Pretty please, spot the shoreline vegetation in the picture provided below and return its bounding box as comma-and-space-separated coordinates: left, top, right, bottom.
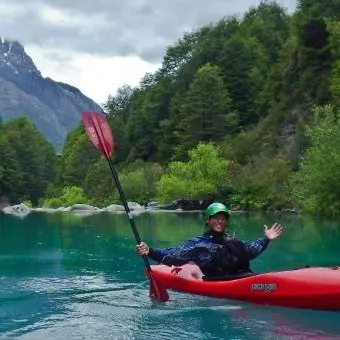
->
2, 2, 340, 218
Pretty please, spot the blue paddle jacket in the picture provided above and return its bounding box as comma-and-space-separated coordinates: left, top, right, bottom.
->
148, 234, 270, 267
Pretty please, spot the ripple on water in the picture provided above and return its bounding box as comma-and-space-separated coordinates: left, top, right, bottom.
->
2, 274, 340, 340
1, 273, 246, 340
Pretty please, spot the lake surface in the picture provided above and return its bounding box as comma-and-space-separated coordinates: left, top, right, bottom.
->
0, 211, 340, 339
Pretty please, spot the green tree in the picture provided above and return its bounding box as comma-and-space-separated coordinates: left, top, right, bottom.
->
83, 158, 114, 206
174, 64, 238, 159
327, 20, 340, 106
0, 134, 22, 201
43, 186, 87, 208
111, 161, 164, 204
160, 31, 201, 78
157, 142, 229, 203
4, 116, 56, 204
227, 152, 293, 210
292, 105, 340, 216
59, 127, 99, 187
219, 34, 269, 125
108, 115, 130, 163
104, 85, 133, 122
126, 76, 173, 162
242, 1, 289, 62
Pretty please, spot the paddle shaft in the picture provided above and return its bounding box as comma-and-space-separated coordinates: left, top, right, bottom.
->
106, 158, 153, 272
86, 113, 152, 272
82, 111, 169, 302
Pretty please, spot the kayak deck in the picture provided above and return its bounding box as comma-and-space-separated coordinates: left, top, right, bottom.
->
150, 264, 340, 310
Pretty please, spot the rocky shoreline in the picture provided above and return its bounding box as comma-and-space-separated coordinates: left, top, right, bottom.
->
1, 200, 297, 217
0, 202, 188, 217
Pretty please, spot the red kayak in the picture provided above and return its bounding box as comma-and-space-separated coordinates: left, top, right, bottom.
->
150, 264, 340, 310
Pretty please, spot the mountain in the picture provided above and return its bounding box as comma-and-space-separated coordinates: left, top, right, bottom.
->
0, 38, 103, 150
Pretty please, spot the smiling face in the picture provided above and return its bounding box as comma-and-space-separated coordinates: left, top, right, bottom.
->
205, 213, 229, 234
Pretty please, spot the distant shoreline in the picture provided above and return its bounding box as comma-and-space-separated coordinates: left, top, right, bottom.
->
0, 202, 186, 217
1, 202, 297, 217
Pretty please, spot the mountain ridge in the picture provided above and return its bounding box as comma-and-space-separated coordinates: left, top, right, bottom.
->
0, 38, 103, 150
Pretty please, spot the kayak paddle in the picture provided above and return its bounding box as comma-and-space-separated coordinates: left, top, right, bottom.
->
81, 111, 169, 302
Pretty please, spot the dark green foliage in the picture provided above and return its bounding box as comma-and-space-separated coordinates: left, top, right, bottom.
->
243, 2, 289, 61
157, 143, 228, 203
104, 85, 134, 122
111, 161, 164, 204
227, 152, 293, 210
82, 159, 114, 206
0, 134, 22, 201
58, 126, 99, 187
0, 116, 56, 205
174, 64, 237, 159
43, 186, 87, 208
291, 105, 340, 216
328, 20, 340, 107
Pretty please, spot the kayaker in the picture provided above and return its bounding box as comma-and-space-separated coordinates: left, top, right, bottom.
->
136, 202, 283, 279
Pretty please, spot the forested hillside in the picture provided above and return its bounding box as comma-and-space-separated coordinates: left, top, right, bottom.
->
2, 0, 340, 216
0, 116, 56, 206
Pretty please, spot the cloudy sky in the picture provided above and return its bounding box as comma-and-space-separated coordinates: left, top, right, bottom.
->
0, 0, 296, 105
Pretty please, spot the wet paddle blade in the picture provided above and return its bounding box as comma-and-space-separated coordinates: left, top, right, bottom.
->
147, 270, 169, 302
81, 111, 114, 159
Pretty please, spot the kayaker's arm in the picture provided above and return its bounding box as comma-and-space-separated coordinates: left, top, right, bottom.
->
149, 238, 202, 263
148, 247, 165, 263
243, 223, 283, 259
137, 238, 202, 264
243, 237, 270, 260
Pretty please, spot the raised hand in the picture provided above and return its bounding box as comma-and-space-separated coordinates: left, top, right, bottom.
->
264, 223, 283, 240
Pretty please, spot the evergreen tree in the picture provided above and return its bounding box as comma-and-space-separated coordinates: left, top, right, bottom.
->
3, 117, 56, 204
174, 64, 237, 158
0, 135, 22, 201
60, 129, 99, 187
292, 105, 340, 216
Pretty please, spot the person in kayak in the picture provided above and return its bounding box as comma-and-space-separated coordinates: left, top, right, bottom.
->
136, 202, 283, 279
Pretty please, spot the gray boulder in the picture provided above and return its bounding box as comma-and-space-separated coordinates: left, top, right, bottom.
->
105, 204, 125, 212
69, 204, 100, 212
128, 202, 145, 210
2, 203, 31, 217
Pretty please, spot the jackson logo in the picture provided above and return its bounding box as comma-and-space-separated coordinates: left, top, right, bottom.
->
251, 283, 277, 292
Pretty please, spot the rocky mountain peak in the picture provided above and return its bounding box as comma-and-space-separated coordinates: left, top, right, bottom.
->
0, 38, 103, 151
0, 38, 40, 77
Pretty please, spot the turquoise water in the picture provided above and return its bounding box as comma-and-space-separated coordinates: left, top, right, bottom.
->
0, 211, 340, 339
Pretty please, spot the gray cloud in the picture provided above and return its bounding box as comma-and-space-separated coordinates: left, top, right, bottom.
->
0, 0, 297, 63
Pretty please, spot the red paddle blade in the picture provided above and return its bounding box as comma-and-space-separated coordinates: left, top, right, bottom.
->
147, 270, 170, 302
81, 111, 114, 159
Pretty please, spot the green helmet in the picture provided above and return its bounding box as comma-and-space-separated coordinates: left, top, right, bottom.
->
205, 202, 229, 218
